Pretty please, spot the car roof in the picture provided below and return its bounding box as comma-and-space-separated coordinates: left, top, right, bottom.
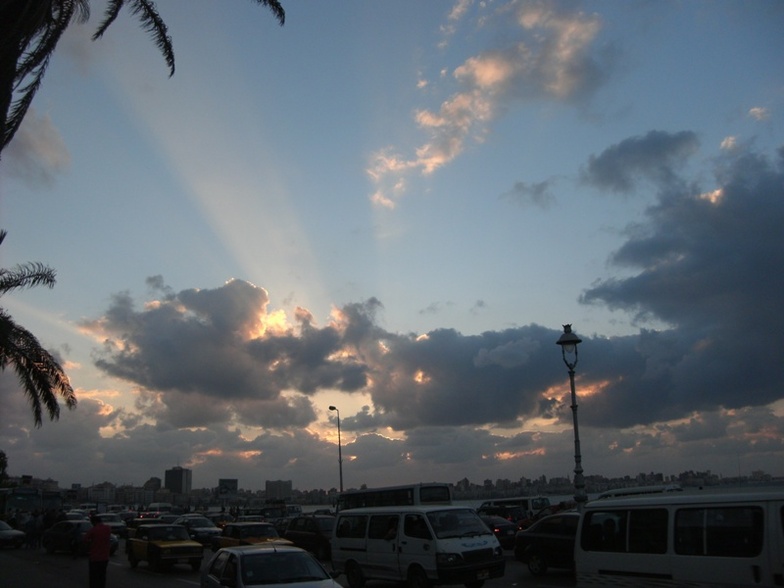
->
215, 544, 307, 555
336, 505, 472, 515
226, 522, 275, 526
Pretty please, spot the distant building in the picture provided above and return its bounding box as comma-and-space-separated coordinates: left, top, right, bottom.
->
165, 467, 192, 495
266, 480, 292, 501
143, 477, 162, 491
218, 479, 238, 495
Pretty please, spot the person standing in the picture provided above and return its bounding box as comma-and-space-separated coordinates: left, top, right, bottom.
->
84, 516, 111, 588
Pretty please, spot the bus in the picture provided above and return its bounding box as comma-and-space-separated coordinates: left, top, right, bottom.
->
597, 483, 682, 499
476, 496, 551, 520
575, 490, 784, 587
336, 483, 452, 512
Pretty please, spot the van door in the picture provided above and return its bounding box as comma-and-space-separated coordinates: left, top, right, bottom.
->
399, 513, 435, 581
366, 514, 401, 581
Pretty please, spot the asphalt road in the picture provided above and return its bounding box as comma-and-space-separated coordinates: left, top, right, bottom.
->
0, 544, 575, 588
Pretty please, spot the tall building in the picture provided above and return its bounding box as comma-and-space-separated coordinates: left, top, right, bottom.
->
266, 480, 292, 501
165, 466, 192, 495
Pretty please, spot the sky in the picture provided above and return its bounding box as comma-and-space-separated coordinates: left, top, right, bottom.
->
1, 0, 783, 494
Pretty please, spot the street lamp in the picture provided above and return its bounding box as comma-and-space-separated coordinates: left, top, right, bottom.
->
556, 324, 587, 511
328, 405, 344, 493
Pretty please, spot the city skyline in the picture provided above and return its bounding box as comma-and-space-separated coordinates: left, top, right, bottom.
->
2, 1, 783, 490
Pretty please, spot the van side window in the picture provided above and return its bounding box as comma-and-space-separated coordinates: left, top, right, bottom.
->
336, 515, 367, 538
582, 511, 624, 552
369, 516, 398, 540
628, 509, 667, 554
675, 507, 763, 557
582, 509, 667, 554
404, 514, 432, 540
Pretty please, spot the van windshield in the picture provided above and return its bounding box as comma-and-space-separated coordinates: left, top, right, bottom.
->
426, 509, 492, 539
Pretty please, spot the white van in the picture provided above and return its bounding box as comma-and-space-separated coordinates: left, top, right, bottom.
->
575, 490, 784, 587
331, 505, 505, 588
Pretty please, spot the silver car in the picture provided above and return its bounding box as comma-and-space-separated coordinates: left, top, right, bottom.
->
201, 544, 341, 588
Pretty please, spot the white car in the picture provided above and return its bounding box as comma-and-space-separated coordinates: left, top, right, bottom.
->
201, 544, 341, 588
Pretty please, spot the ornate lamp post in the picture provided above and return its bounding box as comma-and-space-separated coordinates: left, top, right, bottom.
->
328, 405, 344, 492
556, 324, 587, 511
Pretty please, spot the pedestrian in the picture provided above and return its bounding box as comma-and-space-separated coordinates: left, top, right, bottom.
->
84, 515, 111, 588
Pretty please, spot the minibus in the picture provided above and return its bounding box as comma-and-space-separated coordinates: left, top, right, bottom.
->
331, 505, 505, 588
575, 490, 784, 587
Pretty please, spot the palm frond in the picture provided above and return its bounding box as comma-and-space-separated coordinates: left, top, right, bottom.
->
2, 1, 85, 149
251, 0, 286, 26
0, 310, 76, 427
94, 0, 175, 76
0, 262, 57, 294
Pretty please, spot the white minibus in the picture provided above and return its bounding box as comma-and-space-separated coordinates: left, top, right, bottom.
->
331, 505, 505, 588
575, 490, 784, 587
336, 483, 452, 512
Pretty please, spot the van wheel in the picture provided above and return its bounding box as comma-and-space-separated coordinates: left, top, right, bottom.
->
408, 566, 430, 588
527, 553, 548, 576
346, 562, 365, 588
128, 553, 138, 568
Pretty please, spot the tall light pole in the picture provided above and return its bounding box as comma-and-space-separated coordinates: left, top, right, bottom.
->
556, 324, 587, 511
328, 405, 344, 493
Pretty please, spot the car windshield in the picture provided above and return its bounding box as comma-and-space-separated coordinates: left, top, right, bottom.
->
99, 514, 121, 522
427, 509, 492, 539
242, 551, 329, 585
0, 521, 12, 531
147, 526, 191, 541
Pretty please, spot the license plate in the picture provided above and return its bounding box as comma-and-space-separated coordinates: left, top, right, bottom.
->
477, 570, 490, 580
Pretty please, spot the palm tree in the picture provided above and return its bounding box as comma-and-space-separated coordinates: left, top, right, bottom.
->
0, 0, 285, 154
0, 230, 76, 427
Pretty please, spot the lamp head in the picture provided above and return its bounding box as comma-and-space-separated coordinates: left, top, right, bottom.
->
556, 324, 582, 367
329, 405, 337, 411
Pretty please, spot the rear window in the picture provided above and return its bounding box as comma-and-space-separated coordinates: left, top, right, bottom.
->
674, 506, 763, 557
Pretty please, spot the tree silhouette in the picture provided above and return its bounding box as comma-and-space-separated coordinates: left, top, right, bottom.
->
0, 230, 76, 427
0, 0, 285, 154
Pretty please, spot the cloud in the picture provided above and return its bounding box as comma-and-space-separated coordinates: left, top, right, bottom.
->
748, 107, 770, 121
580, 144, 784, 424
502, 179, 557, 209
581, 130, 699, 193
369, 1, 613, 206
3, 109, 70, 187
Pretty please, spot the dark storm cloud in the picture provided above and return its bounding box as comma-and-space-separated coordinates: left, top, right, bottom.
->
581, 130, 699, 193
82, 279, 368, 428
580, 144, 784, 425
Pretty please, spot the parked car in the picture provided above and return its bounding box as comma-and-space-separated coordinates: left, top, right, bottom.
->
514, 511, 580, 576
95, 512, 129, 538
517, 501, 575, 530
126, 523, 203, 571
211, 522, 293, 552
174, 515, 223, 546
201, 544, 341, 588
283, 515, 334, 560
42, 520, 119, 556
480, 515, 517, 549
206, 512, 234, 528
0, 520, 26, 549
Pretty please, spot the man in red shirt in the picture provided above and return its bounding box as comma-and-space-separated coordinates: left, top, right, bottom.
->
84, 516, 112, 588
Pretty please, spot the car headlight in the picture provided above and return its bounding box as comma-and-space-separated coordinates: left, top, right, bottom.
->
436, 553, 462, 565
